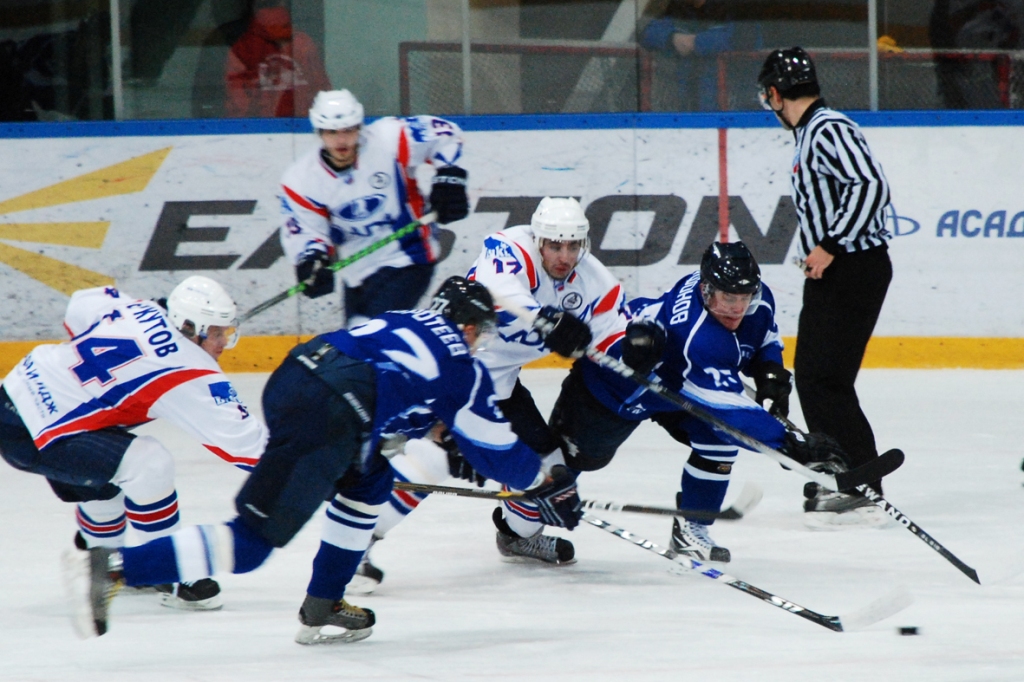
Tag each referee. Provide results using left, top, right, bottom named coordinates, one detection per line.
left=757, top=47, right=893, bottom=519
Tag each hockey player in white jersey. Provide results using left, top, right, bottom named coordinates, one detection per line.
left=280, top=89, right=469, bottom=327
left=63, top=277, right=583, bottom=643
left=0, top=277, right=267, bottom=609
left=356, top=197, right=625, bottom=587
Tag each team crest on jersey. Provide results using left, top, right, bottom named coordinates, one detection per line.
left=370, top=172, right=390, bottom=189
left=561, top=292, right=583, bottom=311
left=209, top=381, right=241, bottom=406
left=338, top=194, right=387, bottom=221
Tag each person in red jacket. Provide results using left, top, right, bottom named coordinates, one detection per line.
left=224, top=0, right=332, bottom=118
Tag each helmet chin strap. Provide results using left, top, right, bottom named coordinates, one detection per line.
left=770, top=100, right=796, bottom=131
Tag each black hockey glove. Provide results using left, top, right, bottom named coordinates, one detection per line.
left=750, top=360, right=792, bottom=419
left=429, top=166, right=469, bottom=224
left=782, top=430, right=851, bottom=470
left=296, top=250, right=334, bottom=299
left=525, top=466, right=582, bottom=530
left=621, top=320, right=666, bottom=376
left=535, top=306, right=592, bottom=359
left=438, top=427, right=486, bottom=487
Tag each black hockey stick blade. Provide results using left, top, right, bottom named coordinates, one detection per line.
left=834, top=448, right=905, bottom=492
left=581, top=514, right=842, bottom=631
left=856, top=484, right=981, bottom=584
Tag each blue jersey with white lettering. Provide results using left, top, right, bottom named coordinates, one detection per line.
left=580, top=271, right=787, bottom=448
left=321, top=310, right=541, bottom=490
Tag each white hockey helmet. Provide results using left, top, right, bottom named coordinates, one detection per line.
left=531, top=197, right=590, bottom=243
left=167, top=276, right=239, bottom=349
left=309, top=89, right=364, bottom=131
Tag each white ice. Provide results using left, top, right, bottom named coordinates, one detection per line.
left=2, top=369, right=1024, bottom=682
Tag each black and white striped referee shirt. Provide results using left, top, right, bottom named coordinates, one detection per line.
left=790, top=100, right=891, bottom=258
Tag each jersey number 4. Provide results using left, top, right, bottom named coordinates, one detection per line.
left=71, top=337, right=144, bottom=385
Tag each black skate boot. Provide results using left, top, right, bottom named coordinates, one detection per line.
left=156, top=579, right=223, bottom=610
left=492, top=507, right=575, bottom=565
left=295, top=594, right=375, bottom=645
left=347, top=535, right=385, bottom=595
left=802, top=482, right=888, bottom=529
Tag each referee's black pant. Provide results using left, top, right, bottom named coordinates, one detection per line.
left=794, top=245, right=892, bottom=493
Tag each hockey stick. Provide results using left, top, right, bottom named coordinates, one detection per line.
left=769, top=412, right=980, bottom=585
left=582, top=513, right=913, bottom=632
left=238, top=212, right=437, bottom=324
left=488, top=293, right=903, bottom=494
left=392, top=480, right=763, bottom=521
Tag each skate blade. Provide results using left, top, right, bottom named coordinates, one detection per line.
left=803, top=506, right=893, bottom=530
left=61, top=549, right=102, bottom=639
left=160, top=593, right=224, bottom=611
left=295, top=624, right=373, bottom=645
left=346, top=574, right=381, bottom=596
left=497, top=552, right=577, bottom=566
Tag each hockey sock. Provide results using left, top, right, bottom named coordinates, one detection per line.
left=678, top=449, right=736, bottom=524
left=122, top=536, right=180, bottom=586
left=310, top=493, right=382, bottom=597
left=378, top=438, right=451, bottom=535
left=126, top=490, right=181, bottom=539
left=76, top=496, right=127, bottom=548
left=307, top=541, right=364, bottom=600
left=500, top=496, right=544, bottom=538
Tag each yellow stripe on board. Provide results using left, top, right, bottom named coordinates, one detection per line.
left=0, top=242, right=114, bottom=295
left=0, top=222, right=110, bottom=248
left=1, top=335, right=1023, bottom=378
left=0, top=147, right=172, bottom=214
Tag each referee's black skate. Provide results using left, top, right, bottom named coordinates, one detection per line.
left=295, top=595, right=375, bottom=645
left=802, top=482, right=889, bottom=529
left=492, top=507, right=575, bottom=565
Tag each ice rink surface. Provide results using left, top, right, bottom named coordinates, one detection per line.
left=2, top=368, right=1024, bottom=682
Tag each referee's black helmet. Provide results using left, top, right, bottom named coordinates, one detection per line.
left=700, top=241, right=761, bottom=295
left=758, top=47, right=819, bottom=98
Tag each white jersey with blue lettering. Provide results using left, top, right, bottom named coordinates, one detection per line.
left=467, top=224, right=627, bottom=400
left=1, top=287, right=267, bottom=470
left=279, top=115, right=464, bottom=288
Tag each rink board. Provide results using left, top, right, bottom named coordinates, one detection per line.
left=0, top=114, right=1022, bottom=370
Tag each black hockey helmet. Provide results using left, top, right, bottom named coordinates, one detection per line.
left=430, top=276, right=497, bottom=330
left=700, top=241, right=761, bottom=295
left=758, top=47, right=819, bottom=98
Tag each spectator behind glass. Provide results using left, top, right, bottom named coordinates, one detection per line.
left=929, top=0, right=1024, bottom=109
left=224, top=0, right=331, bottom=118
left=639, top=0, right=761, bottom=111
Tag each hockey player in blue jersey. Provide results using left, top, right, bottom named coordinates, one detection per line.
left=549, top=241, right=852, bottom=562
left=62, top=276, right=583, bottom=643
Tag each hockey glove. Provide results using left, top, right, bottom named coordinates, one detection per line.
left=750, top=360, right=792, bottom=419
left=429, top=166, right=469, bottom=224
left=525, top=465, right=582, bottom=530
left=438, top=427, right=486, bottom=487
left=535, top=306, right=592, bottom=359
left=621, top=320, right=666, bottom=376
left=296, top=250, right=334, bottom=299
left=782, top=430, right=850, bottom=470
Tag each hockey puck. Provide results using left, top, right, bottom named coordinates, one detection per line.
left=898, top=626, right=919, bottom=636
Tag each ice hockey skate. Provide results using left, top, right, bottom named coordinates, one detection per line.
left=61, top=547, right=123, bottom=638
left=670, top=518, right=731, bottom=563
left=295, top=595, right=375, bottom=645
left=493, top=508, right=575, bottom=565
left=156, top=579, right=224, bottom=610
left=802, top=483, right=891, bottom=529
left=346, top=536, right=384, bottom=595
